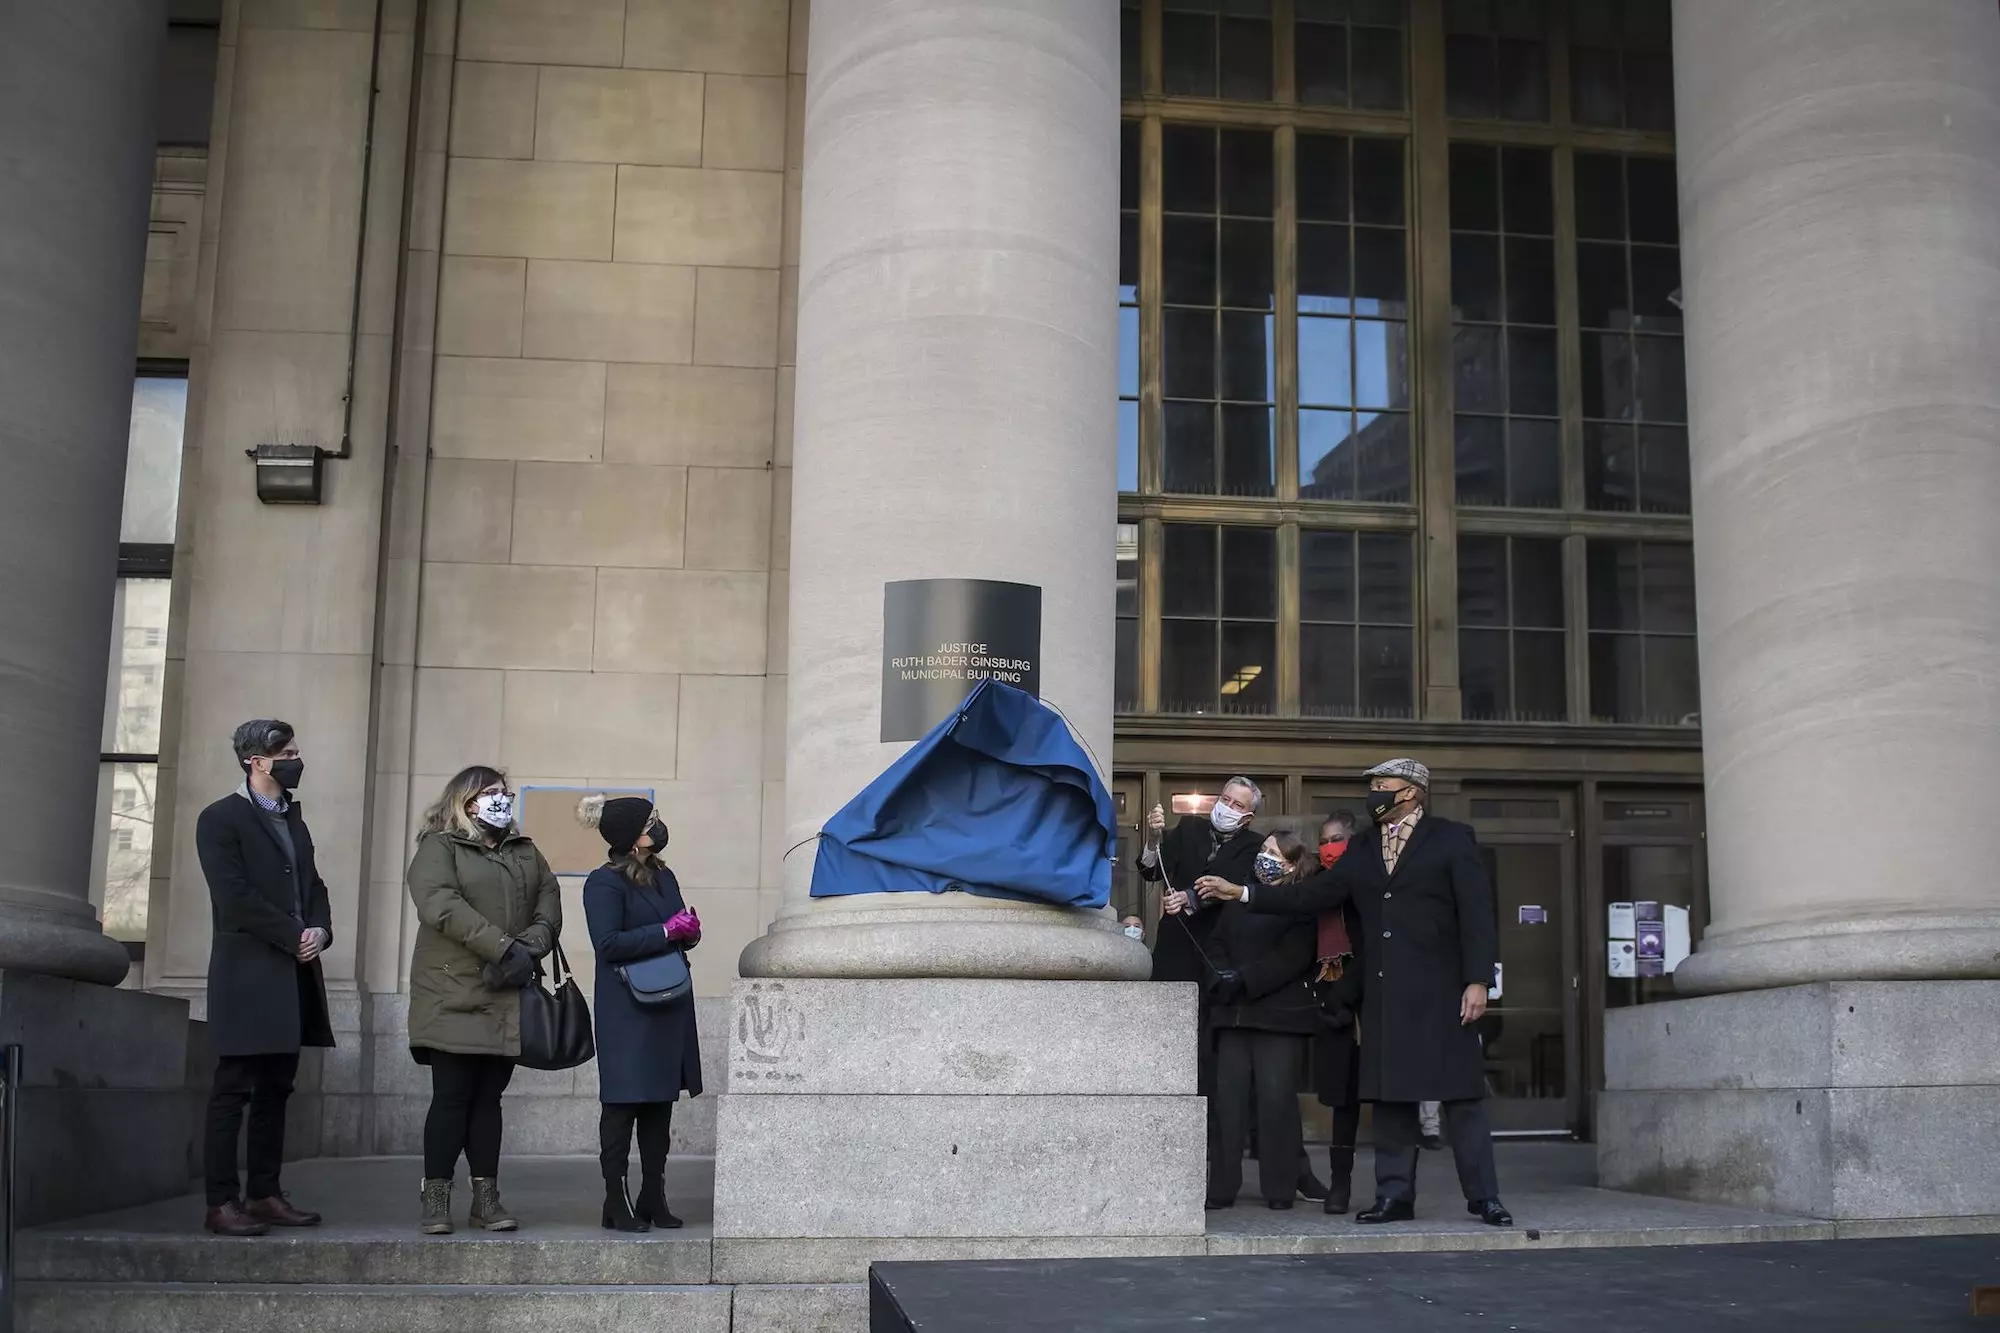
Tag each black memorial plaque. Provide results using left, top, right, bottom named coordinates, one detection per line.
left=880, top=579, right=1042, bottom=743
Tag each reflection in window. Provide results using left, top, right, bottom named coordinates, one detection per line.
left=1164, top=0, right=1273, bottom=102
left=1587, top=540, right=1699, bottom=725
left=1295, top=0, right=1407, bottom=112
left=1300, top=530, right=1414, bottom=718
left=94, top=370, right=187, bottom=951
left=1115, top=523, right=1140, bottom=712
left=1163, top=125, right=1277, bottom=497
left=1570, top=0, right=1675, bottom=132
left=1459, top=535, right=1566, bottom=720
left=1162, top=523, right=1277, bottom=714
left=1577, top=152, right=1689, bottom=514
left=1119, top=121, right=1142, bottom=493
left=1297, top=134, right=1412, bottom=503
left=1443, top=0, right=1549, bottom=122
left=1450, top=143, right=1559, bottom=508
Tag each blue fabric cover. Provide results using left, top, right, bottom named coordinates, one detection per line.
left=809, top=679, right=1115, bottom=909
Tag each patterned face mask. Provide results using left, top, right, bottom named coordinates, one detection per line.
left=474, top=792, right=514, bottom=829
left=1254, top=851, right=1289, bottom=885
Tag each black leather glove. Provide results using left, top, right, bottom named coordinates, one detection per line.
left=481, top=941, right=536, bottom=990
left=1210, top=968, right=1245, bottom=1004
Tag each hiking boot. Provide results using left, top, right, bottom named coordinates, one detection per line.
left=420, top=1179, right=454, bottom=1235
left=468, top=1176, right=517, bottom=1232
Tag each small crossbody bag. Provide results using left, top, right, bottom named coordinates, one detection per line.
left=616, top=879, right=694, bottom=1008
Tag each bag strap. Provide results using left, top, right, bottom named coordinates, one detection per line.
left=545, top=939, right=572, bottom=985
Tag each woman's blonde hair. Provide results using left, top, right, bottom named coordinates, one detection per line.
left=576, top=793, right=661, bottom=886
left=419, top=765, right=509, bottom=842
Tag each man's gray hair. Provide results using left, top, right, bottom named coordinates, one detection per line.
left=231, top=718, right=295, bottom=771
left=1222, top=776, right=1264, bottom=811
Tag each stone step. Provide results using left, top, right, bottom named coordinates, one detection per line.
left=19, top=1283, right=733, bottom=1333
left=19, top=1228, right=714, bottom=1286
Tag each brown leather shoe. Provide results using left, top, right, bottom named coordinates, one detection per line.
left=246, top=1194, right=322, bottom=1227
left=205, top=1201, right=271, bottom=1237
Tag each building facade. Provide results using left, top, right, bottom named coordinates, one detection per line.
left=5, top=0, right=1998, bottom=1214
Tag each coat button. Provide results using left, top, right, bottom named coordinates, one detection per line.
left=1383, top=892, right=1391, bottom=899
left=1382, top=930, right=1391, bottom=938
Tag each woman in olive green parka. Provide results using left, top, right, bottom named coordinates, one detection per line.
left=405, top=765, right=562, bottom=1235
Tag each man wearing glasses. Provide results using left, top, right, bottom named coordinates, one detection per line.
left=1199, top=758, right=1512, bottom=1226
left=191, top=718, right=336, bottom=1236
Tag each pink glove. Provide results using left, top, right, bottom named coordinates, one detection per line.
left=665, top=908, right=701, bottom=945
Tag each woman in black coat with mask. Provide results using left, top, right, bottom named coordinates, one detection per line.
left=578, top=795, right=703, bottom=1232
left=1201, top=828, right=1319, bottom=1211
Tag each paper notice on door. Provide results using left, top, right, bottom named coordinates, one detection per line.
left=1664, top=905, right=1691, bottom=973
left=1609, top=940, right=1637, bottom=978
left=1488, top=962, right=1503, bottom=1000
left=1608, top=902, right=1636, bottom=940
left=1518, top=905, right=1547, bottom=925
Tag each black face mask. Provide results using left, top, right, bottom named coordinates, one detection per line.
left=1365, top=788, right=1401, bottom=822
left=268, top=758, right=305, bottom=791
left=644, top=820, right=670, bottom=850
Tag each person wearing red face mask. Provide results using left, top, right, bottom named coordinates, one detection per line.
left=1309, top=811, right=1367, bottom=1213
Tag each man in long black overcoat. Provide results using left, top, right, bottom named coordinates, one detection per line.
left=1198, top=758, right=1513, bottom=1226
left=193, top=718, right=336, bottom=1236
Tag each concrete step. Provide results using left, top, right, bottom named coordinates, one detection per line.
left=19, top=1228, right=714, bottom=1286
left=19, top=1283, right=733, bottom=1333
left=20, top=1156, right=716, bottom=1286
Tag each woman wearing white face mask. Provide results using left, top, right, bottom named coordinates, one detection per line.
left=1201, top=829, right=1319, bottom=1211
left=405, top=766, right=562, bottom=1235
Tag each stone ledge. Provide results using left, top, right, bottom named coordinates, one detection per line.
left=712, top=1235, right=1207, bottom=1286
left=726, top=978, right=1197, bottom=1095
left=1598, top=1084, right=2000, bottom=1219
left=1604, top=981, right=2000, bottom=1092
left=714, top=1093, right=1206, bottom=1242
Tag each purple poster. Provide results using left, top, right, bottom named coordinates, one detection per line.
left=1635, top=901, right=1666, bottom=977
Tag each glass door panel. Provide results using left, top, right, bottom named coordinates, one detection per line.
left=1477, top=841, right=1573, bottom=1132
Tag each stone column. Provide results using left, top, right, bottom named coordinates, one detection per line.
left=1598, top=1, right=2000, bottom=1221
left=1670, top=0, right=2000, bottom=996
left=0, top=1, right=165, bottom=985
left=740, top=0, right=1148, bottom=981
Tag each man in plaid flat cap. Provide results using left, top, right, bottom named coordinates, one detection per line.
left=1199, top=757, right=1511, bottom=1226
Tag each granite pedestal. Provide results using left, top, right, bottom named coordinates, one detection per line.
left=712, top=979, right=1205, bottom=1284
left=1598, top=981, right=2000, bottom=1219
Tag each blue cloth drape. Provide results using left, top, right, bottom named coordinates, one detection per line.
left=809, top=680, right=1116, bottom=909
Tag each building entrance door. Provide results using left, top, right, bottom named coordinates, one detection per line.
left=1449, top=787, right=1581, bottom=1136
left=1109, top=776, right=1148, bottom=928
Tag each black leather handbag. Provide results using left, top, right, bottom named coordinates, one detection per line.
left=618, top=947, right=692, bottom=1008
left=517, top=941, right=595, bottom=1071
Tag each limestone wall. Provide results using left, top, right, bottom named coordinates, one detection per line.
left=151, top=0, right=809, bottom=1155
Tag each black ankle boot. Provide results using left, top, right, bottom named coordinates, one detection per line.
left=1324, top=1147, right=1355, bottom=1215
left=634, top=1174, right=682, bottom=1230
left=602, top=1178, right=650, bottom=1233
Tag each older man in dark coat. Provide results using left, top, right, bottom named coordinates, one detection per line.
left=1200, top=758, right=1512, bottom=1226
left=193, top=718, right=336, bottom=1236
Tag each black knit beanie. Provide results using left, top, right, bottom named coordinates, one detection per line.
left=581, top=795, right=652, bottom=857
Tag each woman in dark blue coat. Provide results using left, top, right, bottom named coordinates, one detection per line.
left=578, top=795, right=703, bottom=1232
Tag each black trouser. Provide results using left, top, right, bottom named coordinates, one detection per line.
left=598, top=1101, right=674, bottom=1181
left=1372, top=1098, right=1499, bottom=1204
left=423, top=1052, right=516, bottom=1180
left=1209, top=1028, right=1306, bottom=1205
left=204, top=1052, right=300, bottom=1206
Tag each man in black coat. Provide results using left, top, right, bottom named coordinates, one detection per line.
left=193, top=718, right=335, bottom=1236
left=1135, top=777, right=1264, bottom=984
left=1200, top=758, right=1513, bottom=1227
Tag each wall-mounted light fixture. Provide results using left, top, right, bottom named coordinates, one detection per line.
left=248, top=443, right=326, bottom=504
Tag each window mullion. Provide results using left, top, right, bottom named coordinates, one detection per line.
left=1143, top=0, right=1162, bottom=99
left=1140, top=116, right=1165, bottom=496
left=1407, top=0, right=1460, bottom=720
left=1277, top=520, right=1300, bottom=715
left=1273, top=0, right=1297, bottom=106
left=1275, top=126, right=1300, bottom=502
left=1139, top=516, right=1164, bottom=712
left=1565, top=532, right=1590, bottom=723
left=1554, top=145, right=1586, bottom=514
